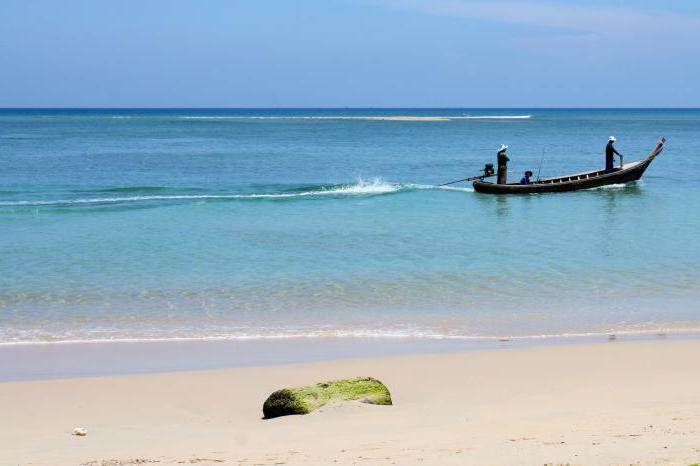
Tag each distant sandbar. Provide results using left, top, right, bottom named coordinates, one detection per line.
left=180, top=115, right=532, bottom=121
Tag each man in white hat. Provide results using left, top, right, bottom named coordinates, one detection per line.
left=605, top=136, right=622, bottom=173
left=497, top=144, right=509, bottom=184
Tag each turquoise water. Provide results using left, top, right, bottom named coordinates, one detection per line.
left=1, top=109, right=698, bottom=343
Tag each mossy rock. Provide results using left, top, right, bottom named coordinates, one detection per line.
left=263, top=376, right=392, bottom=419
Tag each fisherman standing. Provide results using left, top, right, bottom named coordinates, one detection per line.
left=605, top=136, right=622, bottom=173
left=497, top=144, right=509, bottom=184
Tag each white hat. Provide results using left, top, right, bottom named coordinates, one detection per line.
left=609, top=136, right=616, bottom=142
left=498, top=144, right=508, bottom=152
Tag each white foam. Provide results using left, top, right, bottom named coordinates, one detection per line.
left=0, top=179, right=403, bottom=207
left=2, top=326, right=698, bottom=346
left=318, top=178, right=400, bottom=195
left=0, top=179, right=487, bottom=208
left=586, top=183, right=630, bottom=191
left=438, top=186, right=475, bottom=193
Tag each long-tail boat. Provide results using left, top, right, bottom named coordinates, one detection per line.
left=472, top=137, right=665, bottom=195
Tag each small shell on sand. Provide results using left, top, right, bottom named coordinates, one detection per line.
left=72, top=427, right=87, bottom=436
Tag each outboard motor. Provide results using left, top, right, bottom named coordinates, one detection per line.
left=437, top=163, right=497, bottom=187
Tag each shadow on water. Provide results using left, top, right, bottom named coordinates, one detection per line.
left=472, top=191, right=530, bottom=219
left=604, top=184, right=643, bottom=207
left=495, top=195, right=511, bottom=218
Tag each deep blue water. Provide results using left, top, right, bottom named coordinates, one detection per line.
left=1, top=108, right=698, bottom=343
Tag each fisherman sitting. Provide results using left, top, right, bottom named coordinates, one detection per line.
left=605, top=136, right=623, bottom=173
left=520, top=170, right=533, bottom=185
left=497, top=144, right=509, bottom=184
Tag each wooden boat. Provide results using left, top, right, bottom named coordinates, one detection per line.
left=473, top=138, right=665, bottom=195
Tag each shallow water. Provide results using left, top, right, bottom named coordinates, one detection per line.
left=1, top=108, right=698, bottom=343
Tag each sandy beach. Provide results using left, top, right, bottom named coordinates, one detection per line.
left=1, top=339, right=699, bottom=465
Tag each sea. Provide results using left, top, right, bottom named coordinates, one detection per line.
left=1, top=108, right=699, bottom=345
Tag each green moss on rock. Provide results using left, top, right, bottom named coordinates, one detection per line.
left=263, top=376, right=392, bottom=419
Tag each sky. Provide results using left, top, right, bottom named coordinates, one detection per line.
left=1, top=0, right=699, bottom=107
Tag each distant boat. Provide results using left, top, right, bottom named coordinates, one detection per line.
left=473, top=138, right=665, bottom=195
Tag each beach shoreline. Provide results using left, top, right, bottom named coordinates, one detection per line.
left=2, top=330, right=699, bottom=382
left=2, top=339, right=699, bottom=465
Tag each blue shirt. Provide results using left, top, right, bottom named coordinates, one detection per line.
left=520, top=175, right=531, bottom=185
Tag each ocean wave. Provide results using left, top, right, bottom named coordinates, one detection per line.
left=1, top=326, right=697, bottom=346
left=0, top=179, right=409, bottom=207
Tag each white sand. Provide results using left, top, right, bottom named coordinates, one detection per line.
left=308, top=116, right=453, bottom=121
left=1, top=339, right=699, bottom=465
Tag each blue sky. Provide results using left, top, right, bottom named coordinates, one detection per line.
left=1, top=0, right=698, bottom=107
